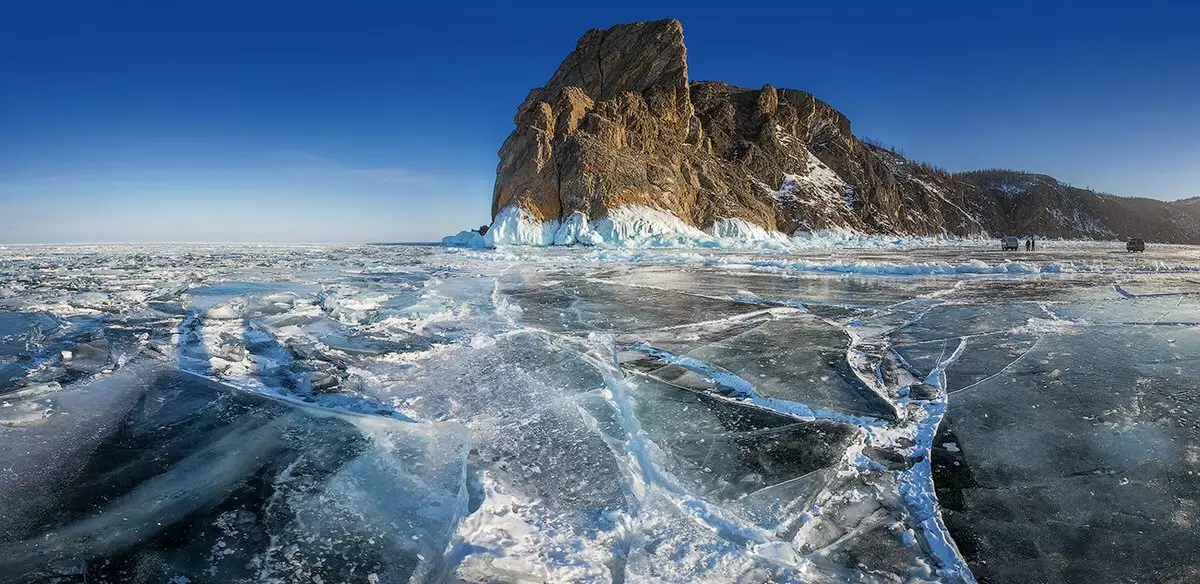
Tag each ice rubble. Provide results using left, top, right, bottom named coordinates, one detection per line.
left=553, top=211, right=604, bottom=246
left=589, top=204, right=712, bottom=246
left=706, top=217, right=792, bottom=247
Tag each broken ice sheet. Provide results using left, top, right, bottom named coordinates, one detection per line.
left=0, top=365, right=468, bottom=583
left=624, top=373, right=859, bottom=506
left=378, top=332, right=632, bottom=579
left=498, top=272, right=765, bottom=334
left=637, top=312, right=898, bottom=419
left=0, top=312, right=61, bottom=390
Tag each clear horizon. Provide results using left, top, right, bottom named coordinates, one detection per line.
left=3, top=0, right=1198, bottom=244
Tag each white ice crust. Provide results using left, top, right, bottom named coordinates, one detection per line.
left=553, top=211, right=604, bottom=246
left=457, top=203, right=989, bottom=250
left=441, top=230, right=486, bottom=248
left=469, top=204, right=799, bottom=249
left=706, top=217, right=791, bottom=248
left=483, top=205, right=559, bottom=247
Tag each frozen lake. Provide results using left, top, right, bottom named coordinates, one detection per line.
left=0, top=242, right=1197, bottom=583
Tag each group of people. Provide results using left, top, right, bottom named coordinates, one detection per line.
left=1025, top=239, right=1037, bottom=251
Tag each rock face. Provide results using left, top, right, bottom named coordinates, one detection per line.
left=491, top=19, right=696, bottom=225
left=490, top=19, right=1200, bottom=244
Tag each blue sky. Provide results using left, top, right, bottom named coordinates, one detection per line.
left=2, top=0, right=1197, bottom=243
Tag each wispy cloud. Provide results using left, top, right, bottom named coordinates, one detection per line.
left=269, top=150, right=434, bottom=185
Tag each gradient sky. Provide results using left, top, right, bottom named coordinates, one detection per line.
left=2, top=0, right=1198, bottom=243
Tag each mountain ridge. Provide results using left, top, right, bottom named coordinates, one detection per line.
left=486, top=18, right=1199, bottom=245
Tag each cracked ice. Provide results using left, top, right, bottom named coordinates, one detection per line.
left=0, top=242, right=1198, bottom=583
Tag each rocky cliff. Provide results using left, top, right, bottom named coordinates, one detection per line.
left=486, top=18, right=1200, bottom=245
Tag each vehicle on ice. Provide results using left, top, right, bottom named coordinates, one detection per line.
left=1127, top=238, right=1146, bottom=252
left=1001, top=236, right=1020, bottom=251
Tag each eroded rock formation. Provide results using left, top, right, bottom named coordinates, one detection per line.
left=489, top=18, right=1200, bottom=244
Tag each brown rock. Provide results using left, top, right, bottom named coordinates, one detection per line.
left=490, top=19, right=1200, bottom=244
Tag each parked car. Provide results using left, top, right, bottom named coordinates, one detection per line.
left=1127, top=238, right=1146, bottom=252
left=1001, top=236, right=1020, bottom=251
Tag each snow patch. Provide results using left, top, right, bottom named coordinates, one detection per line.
left=773, top=147, right=852, bottom=213
left=998, top=183, right=1026, bottom=197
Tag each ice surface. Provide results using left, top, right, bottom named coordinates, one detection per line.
left=0, top=312, right=61, bottom=390
left=1, top=241, right=1198, bottom=582
left=932, top=301, right=1200, bottom=582
left=0, top=365, right=468, bottom=583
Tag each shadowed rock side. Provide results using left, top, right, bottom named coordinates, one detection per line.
left=958, top=170, right=1200, bottom=242
left=491, top=18, right=1200, bottom=243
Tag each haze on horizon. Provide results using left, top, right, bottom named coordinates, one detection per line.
left=2, top=0, right=1197, bottom=244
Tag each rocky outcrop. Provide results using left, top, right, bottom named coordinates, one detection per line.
left=489, top=19, right=1200, bottom=244
left=492, top=19, right=695, bottom=225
